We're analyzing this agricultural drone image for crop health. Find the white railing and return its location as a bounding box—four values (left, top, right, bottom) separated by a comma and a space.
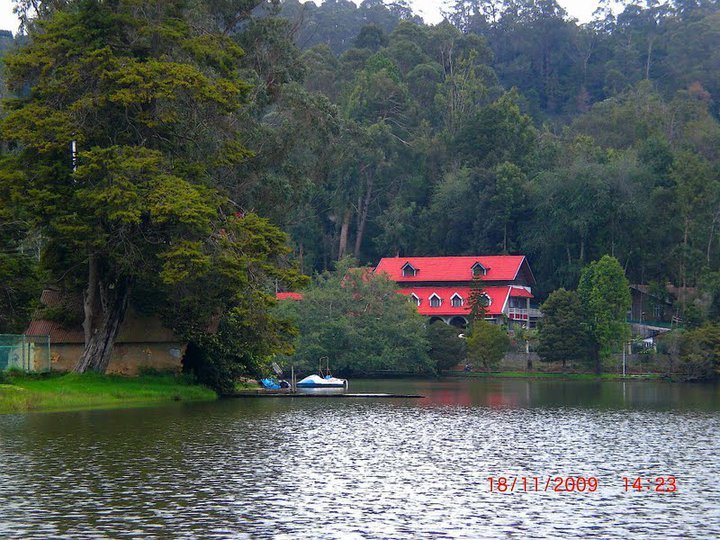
507, 308, 528, 319
507, 308, 543, 319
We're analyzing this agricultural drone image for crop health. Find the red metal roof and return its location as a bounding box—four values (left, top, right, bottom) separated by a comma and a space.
399, 287, 514, 316
276, 292, 304, 301
510, 287, 533, 298
375, 256, 534, 284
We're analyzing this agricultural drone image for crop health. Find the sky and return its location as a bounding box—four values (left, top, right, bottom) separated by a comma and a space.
0, 1, 617, 34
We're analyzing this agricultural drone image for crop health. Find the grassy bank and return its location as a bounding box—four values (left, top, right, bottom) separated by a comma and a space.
0, 372, 217, 414
444, 370, 665, 381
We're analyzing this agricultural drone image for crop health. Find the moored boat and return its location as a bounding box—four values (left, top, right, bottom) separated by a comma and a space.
296, 374, 348, 389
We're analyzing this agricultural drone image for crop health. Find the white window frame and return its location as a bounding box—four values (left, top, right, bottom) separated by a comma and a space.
451, 293, 464, 308
402, 262, 417, 277
429, 293, 442, 308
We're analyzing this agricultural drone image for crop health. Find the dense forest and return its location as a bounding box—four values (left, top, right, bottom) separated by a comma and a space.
0, 0, 719, 381
242, 0, 720, 299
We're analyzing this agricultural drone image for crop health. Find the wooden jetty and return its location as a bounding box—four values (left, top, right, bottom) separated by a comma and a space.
228, 390, 424, 399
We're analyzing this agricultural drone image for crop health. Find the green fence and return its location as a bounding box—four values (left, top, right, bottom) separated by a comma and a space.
0, 334, 51, 372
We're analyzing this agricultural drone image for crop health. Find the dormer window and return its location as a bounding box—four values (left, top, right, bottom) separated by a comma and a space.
402, 262, 417, 277
472, 262, 487, 277
451, 293, 463, 308
479, 293, 491, 307
410, 293, 421, 306
429, 293, 442, 308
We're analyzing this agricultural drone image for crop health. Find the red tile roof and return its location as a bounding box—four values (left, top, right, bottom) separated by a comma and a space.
375, 256, 534, 284
510, 287, 533, 298
276, 292, 304, 301
399, 286, 514, 316
26, 320, 84, 343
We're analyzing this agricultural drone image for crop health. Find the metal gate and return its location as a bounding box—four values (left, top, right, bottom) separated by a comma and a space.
0, 334, 51, 372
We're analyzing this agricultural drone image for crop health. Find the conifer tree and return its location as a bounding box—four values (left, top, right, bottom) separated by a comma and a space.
0, 1, 301, 373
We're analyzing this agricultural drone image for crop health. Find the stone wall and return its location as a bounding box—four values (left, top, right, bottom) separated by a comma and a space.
51, 342, 184, 375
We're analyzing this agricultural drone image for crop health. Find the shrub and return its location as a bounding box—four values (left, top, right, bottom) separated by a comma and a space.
428, 322, 466, 371
466, 320, 510, 370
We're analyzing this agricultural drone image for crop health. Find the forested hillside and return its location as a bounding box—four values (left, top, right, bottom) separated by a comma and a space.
1, 0, 719, 345
230, 0, 720, 298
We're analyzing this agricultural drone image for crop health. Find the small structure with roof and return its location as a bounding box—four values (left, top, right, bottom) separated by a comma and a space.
26, 289, 185, 374
374, 256, 538, 328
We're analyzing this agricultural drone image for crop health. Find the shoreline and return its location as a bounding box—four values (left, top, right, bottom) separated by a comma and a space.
442, 371, 667, 381
0, 372, 217, 415
1, 370, 695, 415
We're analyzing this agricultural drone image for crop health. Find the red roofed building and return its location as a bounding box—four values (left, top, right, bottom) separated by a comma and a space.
276, 292, 304, 301
374, 256, 538, 328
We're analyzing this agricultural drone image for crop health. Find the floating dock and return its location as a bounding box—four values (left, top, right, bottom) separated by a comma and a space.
228, 391, 424, 399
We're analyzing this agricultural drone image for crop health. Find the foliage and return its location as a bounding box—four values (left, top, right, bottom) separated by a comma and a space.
0, 0, 300, 373
465, 320, 510, 370
677, 324, 720, 381
577, 255, 632, 373
274, 258, 432, 375
2, 0, 720, 382
468, 274, 488, 324
428, 321, 466, 372
537, 288, 588, 368
0, 251, 42, 333
183, 297, 298, 394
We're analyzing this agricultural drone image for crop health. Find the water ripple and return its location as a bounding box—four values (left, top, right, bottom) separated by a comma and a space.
0, 379, 718, 538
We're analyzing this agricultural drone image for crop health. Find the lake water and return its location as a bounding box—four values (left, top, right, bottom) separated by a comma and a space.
1, 378, 719, 539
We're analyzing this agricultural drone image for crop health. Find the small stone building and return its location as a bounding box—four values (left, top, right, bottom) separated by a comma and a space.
26, 290, 185, 375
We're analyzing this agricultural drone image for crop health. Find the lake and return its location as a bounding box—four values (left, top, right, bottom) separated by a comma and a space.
1, 378, 719, 538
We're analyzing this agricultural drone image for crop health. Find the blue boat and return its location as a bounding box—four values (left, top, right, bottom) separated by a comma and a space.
259, 378, 290, 390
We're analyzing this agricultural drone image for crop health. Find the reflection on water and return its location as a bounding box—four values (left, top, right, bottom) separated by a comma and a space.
0, 379, 718, 539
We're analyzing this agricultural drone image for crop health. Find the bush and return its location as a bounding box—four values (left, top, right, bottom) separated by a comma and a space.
677, 324, 720, 381
466, 320, 510, 370
428, 322, 466, 371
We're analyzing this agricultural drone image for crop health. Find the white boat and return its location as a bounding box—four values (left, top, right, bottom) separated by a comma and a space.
296, 374, 348, 389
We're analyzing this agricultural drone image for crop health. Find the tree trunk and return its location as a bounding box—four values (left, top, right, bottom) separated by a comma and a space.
526, 341, 532, 371
707, 210, 719, 266
682, 217, 690, 291
338, 208, 352, 260
354, 167, 374, 259
82, 254, 99, 346
74, 259, 131, 373
645, 37, 654, 80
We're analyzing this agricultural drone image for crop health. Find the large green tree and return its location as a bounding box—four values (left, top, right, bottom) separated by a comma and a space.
577, 255, 632, 374
274, 258, 432, 375
0, 0, 299, 373
537, 288, 588, 368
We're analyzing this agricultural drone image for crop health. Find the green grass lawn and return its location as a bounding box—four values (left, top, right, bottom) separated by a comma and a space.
0, 372, 217, 414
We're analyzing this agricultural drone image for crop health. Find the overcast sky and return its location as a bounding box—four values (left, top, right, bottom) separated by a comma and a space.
0, 1, 617, 34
